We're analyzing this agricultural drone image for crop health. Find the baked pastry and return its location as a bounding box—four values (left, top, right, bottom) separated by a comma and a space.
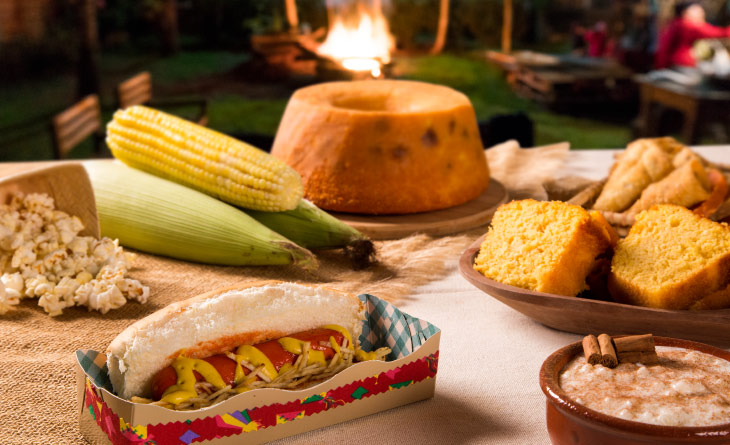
586, 137, 729, 232
609, 205, 730, 310
473, 199, 616, 297
271, 80, 490, 214
593, 139, 676, 212
626, 158, 711, 216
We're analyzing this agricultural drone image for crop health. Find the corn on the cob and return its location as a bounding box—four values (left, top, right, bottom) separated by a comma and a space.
83, 161, 316, 269
106, 105, 303, 212
245, 199, 376, 269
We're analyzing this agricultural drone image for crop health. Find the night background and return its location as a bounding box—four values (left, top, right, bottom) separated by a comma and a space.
2, 0, 730, 161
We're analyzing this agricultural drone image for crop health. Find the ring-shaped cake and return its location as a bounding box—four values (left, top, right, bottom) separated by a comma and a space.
271, 80, 490, 214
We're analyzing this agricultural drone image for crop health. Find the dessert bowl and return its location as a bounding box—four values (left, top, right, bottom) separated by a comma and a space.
539, 336, 730, 444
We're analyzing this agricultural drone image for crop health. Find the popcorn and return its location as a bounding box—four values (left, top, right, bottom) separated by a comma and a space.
0, 192, 149, 316
2, 272, 23, 298
0, 277, 22, 315
37, 291, 67, 317
86, 282, 126, 314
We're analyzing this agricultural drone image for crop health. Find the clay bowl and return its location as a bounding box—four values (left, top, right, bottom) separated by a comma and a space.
0, 163, 99, 237
540, 336, 730, 444
459, 236, 730, 347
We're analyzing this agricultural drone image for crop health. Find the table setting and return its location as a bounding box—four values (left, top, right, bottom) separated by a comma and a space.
1, 78, 729, 445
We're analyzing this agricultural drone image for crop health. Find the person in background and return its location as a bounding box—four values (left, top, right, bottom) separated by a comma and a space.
654, 0, 730, 69
584, 21, 611, 57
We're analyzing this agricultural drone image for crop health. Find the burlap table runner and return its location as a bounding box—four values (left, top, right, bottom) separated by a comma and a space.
0, 144, 568, 444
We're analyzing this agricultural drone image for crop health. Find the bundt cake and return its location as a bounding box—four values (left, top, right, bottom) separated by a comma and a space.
473, 199, 617, 297
271, 80, 490, 214
609, 205, 730, 310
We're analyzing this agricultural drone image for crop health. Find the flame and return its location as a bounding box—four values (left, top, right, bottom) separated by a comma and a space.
317, 2, 395, 77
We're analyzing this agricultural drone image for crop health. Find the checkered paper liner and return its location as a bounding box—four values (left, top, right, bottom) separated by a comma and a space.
77, 293, 440, 391
358, 294, 439, 360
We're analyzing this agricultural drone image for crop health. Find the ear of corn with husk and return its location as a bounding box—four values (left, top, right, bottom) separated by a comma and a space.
244, 199, 375, 269
83, 161, 316, 269
106, 105, 303, 212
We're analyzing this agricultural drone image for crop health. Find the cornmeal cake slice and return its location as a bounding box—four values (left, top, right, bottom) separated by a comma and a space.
609, 205, 730, 310
473, 199, 616, 297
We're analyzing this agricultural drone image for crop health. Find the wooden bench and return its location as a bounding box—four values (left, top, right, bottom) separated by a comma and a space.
116, 71, 209, 126
50, 95, 103, 159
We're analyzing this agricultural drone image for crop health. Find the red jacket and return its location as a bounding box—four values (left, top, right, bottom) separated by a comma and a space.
584, 29, 608, 57
655, 18, 730, 68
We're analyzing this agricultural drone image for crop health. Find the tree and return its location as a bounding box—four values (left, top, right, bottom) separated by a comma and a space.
160, 0, 180, 55
285, 0, 299, 32
502, 0, 513, 53
431, 0, 449, 54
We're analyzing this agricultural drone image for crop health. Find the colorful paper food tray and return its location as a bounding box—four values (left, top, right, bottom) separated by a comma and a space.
75, 294, 441, 444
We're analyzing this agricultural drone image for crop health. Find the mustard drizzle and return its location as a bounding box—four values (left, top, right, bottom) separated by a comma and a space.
160, 357, 226, 405
161, 324, 378, 405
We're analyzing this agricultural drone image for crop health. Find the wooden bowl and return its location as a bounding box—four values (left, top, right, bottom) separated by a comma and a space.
540, 336, 730, 444
458, 237, 730, 347
0, 163, 99, 238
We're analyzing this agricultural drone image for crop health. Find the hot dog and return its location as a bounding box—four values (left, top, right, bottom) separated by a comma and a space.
106, 281, 390, 410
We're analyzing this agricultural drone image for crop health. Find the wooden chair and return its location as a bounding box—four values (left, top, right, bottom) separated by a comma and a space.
116, 71, 209, 126
50, 95, 103, 159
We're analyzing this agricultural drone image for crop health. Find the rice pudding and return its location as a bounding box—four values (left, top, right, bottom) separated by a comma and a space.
560, 346, 730, 427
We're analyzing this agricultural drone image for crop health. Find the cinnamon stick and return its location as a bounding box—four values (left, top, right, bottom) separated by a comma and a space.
613, 334, 655, 354
582, 335, 602, 365
598, 333, 618, 368
614, 334, 658, 365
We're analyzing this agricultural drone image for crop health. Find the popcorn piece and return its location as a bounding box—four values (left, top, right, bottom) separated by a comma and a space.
0, 282, 19, 315
76, 271, 93, 284
82, 282, 126, 314
0, 192, 149, 316
25, 275, 52, 298
2, 272, 24, 299
55, 276, 81, 302
120, 278, 150, 304
11, 242, 36, 269
38, 291, 68, 317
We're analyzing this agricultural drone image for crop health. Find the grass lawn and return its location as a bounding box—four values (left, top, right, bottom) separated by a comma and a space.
0, 50, 633, 161
396, 54, 633, 148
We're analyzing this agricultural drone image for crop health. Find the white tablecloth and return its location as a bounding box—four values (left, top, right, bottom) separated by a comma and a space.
280, 147, 730, 444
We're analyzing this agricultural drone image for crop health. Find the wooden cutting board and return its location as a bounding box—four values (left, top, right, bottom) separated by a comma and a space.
331, 179, 509, 240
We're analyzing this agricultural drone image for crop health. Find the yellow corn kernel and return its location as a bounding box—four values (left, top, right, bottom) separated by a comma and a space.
106, 106, 303, 212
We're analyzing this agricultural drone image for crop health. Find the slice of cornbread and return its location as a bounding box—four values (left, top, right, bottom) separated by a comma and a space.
608, 205, 730, 310
473, 199, 616, 296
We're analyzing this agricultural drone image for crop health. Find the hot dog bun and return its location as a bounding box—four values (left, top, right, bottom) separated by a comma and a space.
107, 281, 365, 399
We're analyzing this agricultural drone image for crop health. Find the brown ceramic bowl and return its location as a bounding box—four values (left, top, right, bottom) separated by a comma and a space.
540, 336, 730, 444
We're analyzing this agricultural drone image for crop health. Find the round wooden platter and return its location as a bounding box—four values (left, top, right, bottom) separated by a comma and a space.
459, 237, 730, 348
330, 179, 509, 240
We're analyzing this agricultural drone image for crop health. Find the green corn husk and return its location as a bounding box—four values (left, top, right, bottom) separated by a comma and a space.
83, 161, 317, 269
245, 199, 376, 269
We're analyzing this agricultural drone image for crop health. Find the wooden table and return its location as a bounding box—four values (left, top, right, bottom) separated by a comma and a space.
3, 148, 730, 444
486, 51, 634, 106
281, 146, 730, 445
635, 74, 730, 144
